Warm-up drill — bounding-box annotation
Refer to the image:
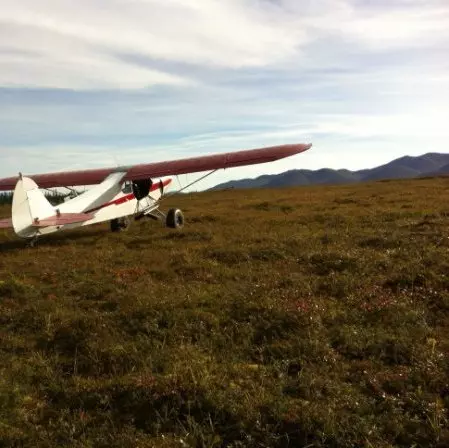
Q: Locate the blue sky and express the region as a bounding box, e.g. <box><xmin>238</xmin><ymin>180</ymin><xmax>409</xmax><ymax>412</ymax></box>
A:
<box><xmin>0</xmin><ymin>0</ymin><xmax>448</xmax><ymax>189</ymax></box>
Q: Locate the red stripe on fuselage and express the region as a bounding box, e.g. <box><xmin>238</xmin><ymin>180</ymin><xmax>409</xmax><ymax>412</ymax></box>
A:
<box><xmin>86</xmin><ymin>178</ymin><xmax>172</xmax><ymax>214</ymax></box>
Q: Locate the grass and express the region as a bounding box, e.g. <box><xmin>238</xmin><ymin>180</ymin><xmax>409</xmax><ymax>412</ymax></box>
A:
<box><xmin>0</xmin><ymin>177</ymin><xmax>448</xmax><ymax>447</ymax></box>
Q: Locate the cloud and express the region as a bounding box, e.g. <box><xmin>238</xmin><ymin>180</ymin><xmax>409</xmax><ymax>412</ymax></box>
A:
<box><xmin>2</xmin><ymin>0</ymin><xmax>447</xmax><ymax>89</ymax></box>
<box><xmin>0</xmin><ymin>0</ymin><xmax>306</xmax><ymax>89</ymax></box>
<box><xmin>343</xmin><ymin>4</ymin><xmax>449</xmax><ymax>50</ymax></box>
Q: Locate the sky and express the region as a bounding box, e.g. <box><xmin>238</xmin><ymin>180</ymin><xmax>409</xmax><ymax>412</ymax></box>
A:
<box><xmin>0</xmin><ymin>0</ymin><xmax>448</xmax><ymax>190</ymax></box>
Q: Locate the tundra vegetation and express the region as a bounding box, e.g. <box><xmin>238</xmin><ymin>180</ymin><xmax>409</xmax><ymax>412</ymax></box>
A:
<box><xmin>0</xmin><ymin>177</ymin><xmax>448</xmax><ymax>447</ymax></box>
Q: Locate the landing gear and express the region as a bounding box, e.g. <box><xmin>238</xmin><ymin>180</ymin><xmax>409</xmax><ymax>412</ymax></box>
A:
<box><xmin>166</xmin><ymin>208</ymin><xmax>184</xmax><ymax>229</ymax></box>
<box><xmin>110</xmin><ymin>217</ymin><xmax>130</xmax><ymax>232</ymax></box>
<box><xmin>28</xmin><ymin>235</ymin><xmax>39</xmax><ymax>248</ymax></box>
<box><xmin>135</xmin><ymin>207</ymin><xmax>184</xmax><ymax>229</ymax></box>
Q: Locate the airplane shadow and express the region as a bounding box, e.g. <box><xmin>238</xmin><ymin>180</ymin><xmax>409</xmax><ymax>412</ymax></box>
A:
<box><xmin>0</xmin><ymin>228</ymin><xmax>108</xmax><ymax>253</ymax></box>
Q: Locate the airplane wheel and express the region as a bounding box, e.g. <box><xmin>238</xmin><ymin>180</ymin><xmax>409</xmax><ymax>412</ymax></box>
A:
<box><xmin>110</xmin><ymin>217</ymin><xmax>130</xmax><ymax>232</ymax></box>
<box><xmin>120</xmin><ymin>217</ymin><xmax>131</xmax><ymax>231</ymax></box>
<box><xmin>166</xmin><ymin>208</ymin><xmax>184</xmax><ymax>229</ymax></box>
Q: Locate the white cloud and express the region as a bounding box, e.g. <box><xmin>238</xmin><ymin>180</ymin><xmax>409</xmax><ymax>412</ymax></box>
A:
<box><xmin>343</xmin><ymin>6</ymin><xmax>449</xmax><ymax>50</ymax></box>
<box><xmin>1</xmin><ymin>0</ymin><xmax>447</xmax><ymax>89</ymax></box>
<box><xmin>261</xmin><ymin>0</ymin><xmax>449</xmax><ymax>50</ymax></box>
<box><xmin>0</xmin><ymin>0</ymin><xmax>305</xmax><ymax>89</ymax></box>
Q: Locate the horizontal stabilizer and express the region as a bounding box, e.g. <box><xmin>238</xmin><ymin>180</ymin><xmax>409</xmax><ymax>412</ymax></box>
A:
<box><xmin>0</xmin><ymin>218</ymin><xmax>12</xmax><ymax>229</ymax></box>
<box><xmin>32</xmin><ymin>213</ymin><xmax>94</xmax><ymax>228</ymax></box>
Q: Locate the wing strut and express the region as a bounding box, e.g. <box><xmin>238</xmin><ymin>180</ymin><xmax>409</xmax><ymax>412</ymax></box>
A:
<box><xmin>163</xmin><ymin>169</ymin><xmax>218</xmax><ymax>199</ymax></box>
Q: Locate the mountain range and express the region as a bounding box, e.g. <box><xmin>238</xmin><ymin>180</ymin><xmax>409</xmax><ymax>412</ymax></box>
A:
<box><xmin>210</xmin><ymin>152</ymin><xmax>449</xmax><ymax>190</ymax></box>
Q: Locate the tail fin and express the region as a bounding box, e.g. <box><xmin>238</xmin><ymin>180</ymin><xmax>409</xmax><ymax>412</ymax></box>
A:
<box><xmin>12</xmin><ymin>176</ymin><xmax>54</xmax><ymax>238</ymax></box>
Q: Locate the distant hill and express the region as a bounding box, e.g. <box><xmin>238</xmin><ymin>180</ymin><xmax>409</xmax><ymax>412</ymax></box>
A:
<box><xmin>210</xmin><ymin>152</ymin><xmax>449</xmax><ymax>190</ymax></box>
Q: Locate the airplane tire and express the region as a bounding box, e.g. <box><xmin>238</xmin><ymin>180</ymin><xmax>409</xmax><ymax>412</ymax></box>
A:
<box><xmin>166</xmin><ymin>208</ymin><xmax>184</xmax><ymax>229</ymax></box>
<box><xmin>120</xmin><ymin>216</ymin><xmax>131</xmax><ymax>231</ymax></box>
<box><xmin>110</xmin><ymin>217</ymin><xmax>130</xmax><ymax>232</ymax></box>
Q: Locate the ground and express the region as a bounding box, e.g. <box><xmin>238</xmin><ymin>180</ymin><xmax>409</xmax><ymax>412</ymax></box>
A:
<box><xmin>0</xmin><ymin>178</ymin><xmax>448</xmax><ymax>447</ymax></box>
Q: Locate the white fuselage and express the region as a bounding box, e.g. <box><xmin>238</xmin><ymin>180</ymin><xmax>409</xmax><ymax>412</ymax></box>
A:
<box><xmin>12</xmin><ymin>172</ymin><xmax>170</xmax><ymax>238</ymax></box>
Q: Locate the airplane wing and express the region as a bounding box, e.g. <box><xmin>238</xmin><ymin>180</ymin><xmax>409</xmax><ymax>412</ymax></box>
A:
<box><xmin>0</xmin><ymin>143</ymin><xmax>311</xmax><ymax>191</ymax></box>
<box><xmin>0</xmin><ymin>218</ymin><xmax>12</xmax><ymax>229</ymax></box>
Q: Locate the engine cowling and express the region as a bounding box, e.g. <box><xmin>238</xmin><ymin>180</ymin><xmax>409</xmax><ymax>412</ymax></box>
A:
<box><xmin>132</xmin><ymin>179</ymin><xmax>153</xmax><ymax>200</ymax></box>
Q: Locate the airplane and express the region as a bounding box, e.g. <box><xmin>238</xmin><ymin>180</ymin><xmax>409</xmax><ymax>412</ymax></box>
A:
<box><xmin>0</xmin><ymin>143</ymin><xmax>311</xmax><ymax>245</ymax></box>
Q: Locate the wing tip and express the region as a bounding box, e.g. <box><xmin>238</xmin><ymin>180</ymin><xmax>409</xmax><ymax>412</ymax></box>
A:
<box><xmin>270</xmin><ymin>142</ymin><xmax>313</xmax><ymax>159</ymax></box>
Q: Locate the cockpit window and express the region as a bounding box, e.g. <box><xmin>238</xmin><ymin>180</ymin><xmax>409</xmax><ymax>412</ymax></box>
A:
<box><xmin>122</xmin><ymin>181</ymin><xmax>133</xmax><ymax>194</ymax></box>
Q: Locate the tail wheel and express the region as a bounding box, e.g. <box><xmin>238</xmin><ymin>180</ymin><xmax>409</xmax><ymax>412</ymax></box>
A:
<box><xmin>110</xmin><ymin>217</ymin><xmax>130</xmax><ymax>232</ymax></box>
<box><xmin>166</xmin><ymin>208</ymin><xmax>184</xmax><ymax>229</ymax></box>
